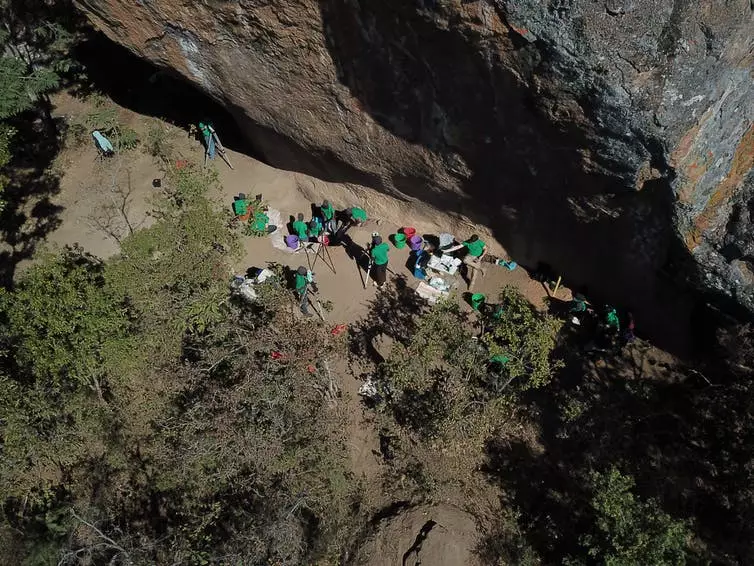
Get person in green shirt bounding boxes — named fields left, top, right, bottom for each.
left=292, top=213, right=308, bottom=241
left=568, top=292, right=588, bottom=326
left=308, top=218, right=323, bottom=240
left=320, top=200, right=336, bottom=233
left=334, top=206, right=368, bottom=242
left=369, top=234, right=389, bottom=289
left=294, top=266, right=313, bottom=316
left=351, top=207, right=367, bottom=224
left=251, top=209, right=277, bottom=235
left=604, top=306, right=620, bottom=332
left=445, top=234, right=487, bottom=288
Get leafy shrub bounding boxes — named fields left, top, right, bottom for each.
left=144, top=120, right=175, bottom=162
left=81, top=95, right=139, bottom=151
left=480, top=286, right=563, bottom=393
left=0, top=245, right=128, bottom=393
left=570, top=467, right=691, bottom=566
left=164, top=162, right=218, bottom=206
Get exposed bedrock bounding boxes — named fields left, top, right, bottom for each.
left=75, top=0, right=754, bottom=351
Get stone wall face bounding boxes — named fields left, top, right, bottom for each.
left=75, top=0, right=754, bottom=326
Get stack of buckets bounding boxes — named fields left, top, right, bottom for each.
left=393, top=226, right=417, bottom=249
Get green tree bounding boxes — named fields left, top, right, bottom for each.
left=373, top=289, right=561, bottom=495
left=0, top=122, right=12, bottom=212
left=0, top=161, right=360, bottom=565
left=575, top=467, right=691, bottom=565
left=0, top=43, right=60, bottom=120
left=1, top=246, right=128, bottom=397
left=0, top=0, right=79, bottom=211
left=481, top=286, right=563, bottom=393
left=0, top=247, right=128, bottom=508
left=0, top=0, right=77, bottom=120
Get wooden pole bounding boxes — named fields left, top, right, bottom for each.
left=553, top=275, right=562, bottom=297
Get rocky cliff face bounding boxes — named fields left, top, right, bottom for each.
left=75, top=0, right=754, bottom=345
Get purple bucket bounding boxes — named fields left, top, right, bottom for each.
left=409, top=235, right=423, bottom=251
left=285, top=235, right=300, bottom=249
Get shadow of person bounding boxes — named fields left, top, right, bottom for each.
left=340, top=234, right=369, bottom=269
left=348, top=275, right=426, bottom=364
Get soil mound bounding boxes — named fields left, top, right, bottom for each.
left=354, top=504, right=480, bottom=566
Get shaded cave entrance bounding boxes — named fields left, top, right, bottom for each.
left=72, top=31, right=259, bottom=161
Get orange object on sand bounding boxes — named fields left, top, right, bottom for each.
left=331, top=324, right=347, bottom=336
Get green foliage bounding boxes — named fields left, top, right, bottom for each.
left=575, top=467, right=691, bottom=565
left=144, top=119, right=175, bottom=162
left=130, top=312, right=356, bottom=563
left=378, top=288, right=561, bottom=441
left=0, top=1, right=76, bottom=210
left=81, top=95, right=139, bottom=151
left=0, top=2, right=78, bottom=123
left=481, top=286, right=563, bottom=392
left=0, top=159, right=357, bottom=564
left=373, top=298, right=512, bottom=498
left=0, top=55, right=58, bottom=119
left=107, top=198, right=237, bottom=350
left=477, top=507, right=542, bottom=566
left=0, top=122, right=13, bottom=212
left=165, top=161, right=219, bottom=206
left=0, top=248, right=127, bottom=502
left=1, top=246, right=128, bottom=392
left=380, top=299, right=488, bottom=437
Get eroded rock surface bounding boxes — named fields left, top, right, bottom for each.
left=75, top=0, right=754, bottom=346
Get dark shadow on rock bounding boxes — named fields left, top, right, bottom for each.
left=71, top=32, right=261, bottom=161
left=316, top=0, right=697, bottom=356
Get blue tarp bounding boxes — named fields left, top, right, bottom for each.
left=92, top=130, right=114, bottom=153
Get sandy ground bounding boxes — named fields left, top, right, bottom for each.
left=40, top=93, right=555, bottom=325
left=213, top=148, right=554, bottom=325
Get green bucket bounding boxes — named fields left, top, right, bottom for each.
left=471, top=293, right=487, bottom=311
left=393, top=233, right=407, bottom=249
left=471, top=293, right=486, bottom=310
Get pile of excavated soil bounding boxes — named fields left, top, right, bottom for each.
left=352, top=505, right=481, bottom=566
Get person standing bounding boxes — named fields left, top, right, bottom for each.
left=369, top=233, right=390, bottom=289
left=320, top=200, right=336, bottom=233
left=444, top=234, right=487, bottom=288
left=292, top=213, right=308, bottom=241
left=295, top=266, right=313, bottom=316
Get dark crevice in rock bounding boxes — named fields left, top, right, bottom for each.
left=401, top=520, right=437, bottom=566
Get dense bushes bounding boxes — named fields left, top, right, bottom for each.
left=0, top=166, right=357, bottom=565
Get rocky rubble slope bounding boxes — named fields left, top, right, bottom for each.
left=75, top=0, right=754, bottom=344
